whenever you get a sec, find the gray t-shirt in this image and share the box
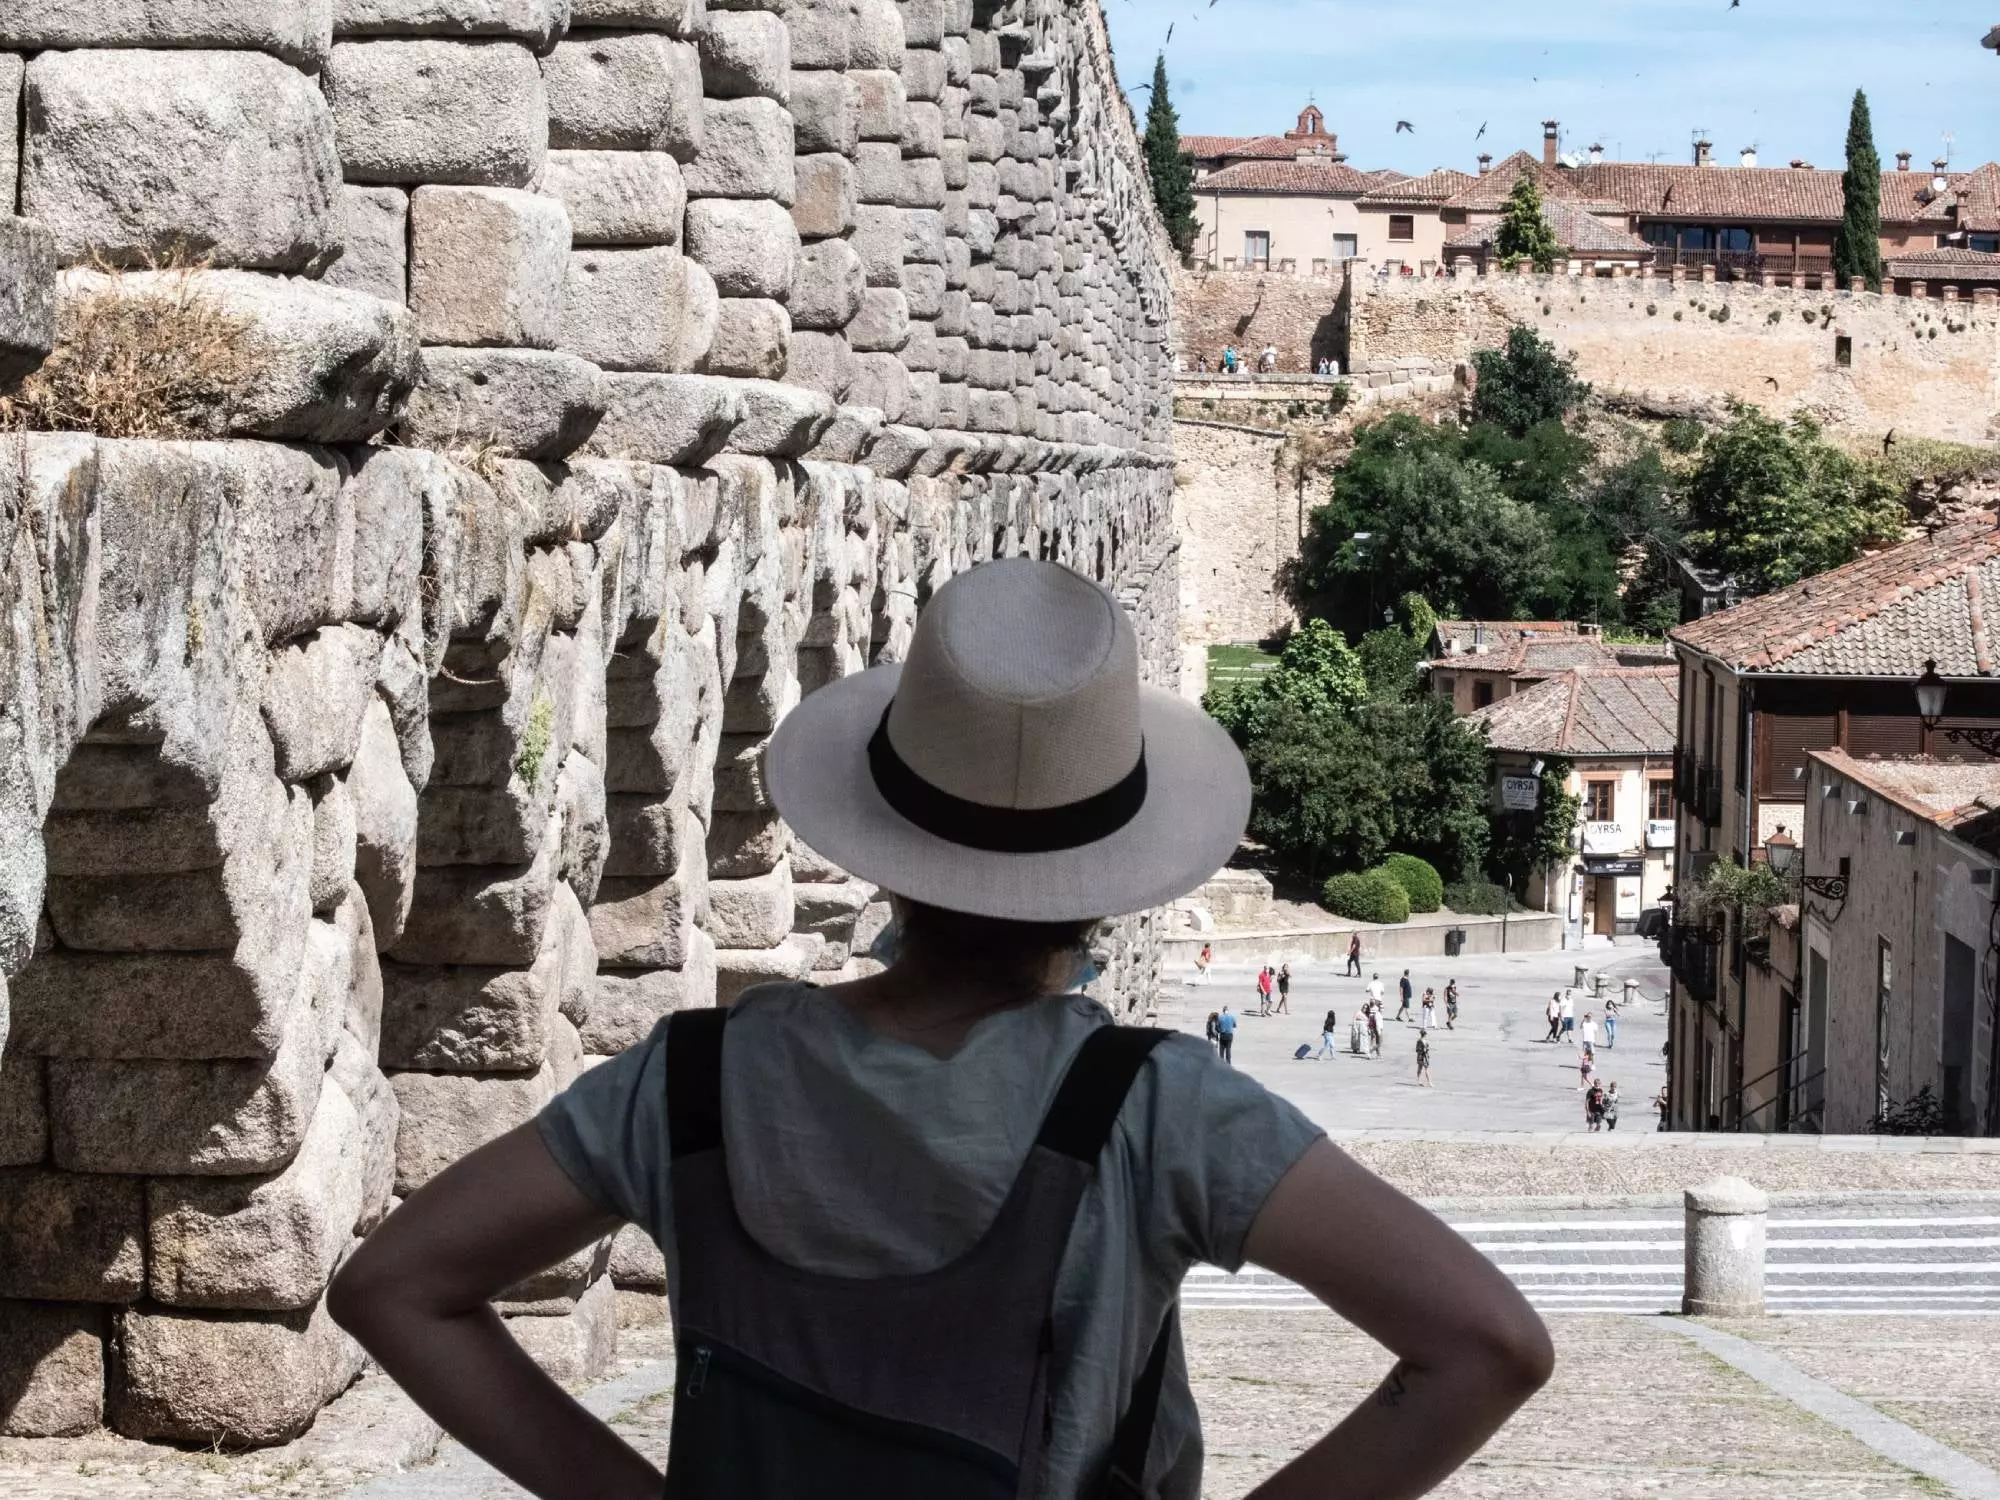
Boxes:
[536,982,1325,1499]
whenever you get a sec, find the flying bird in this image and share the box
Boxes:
[1396,120,1414,133]
[1476,121,1488,140]
[1883,429,1898,455]
[1763,375,1780,388]
[1730,0,1740,8]
[1165,21,1173,41]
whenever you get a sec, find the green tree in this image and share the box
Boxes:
[1493,173,1562,274]
[1683,405,1902,593]
[1203,618,1366,741]
[1141,55,1200,254]
[1832,88,1885,292]
[1469,326,1589,436]
[1487,757,1580,896]
[1295,414,1550,632]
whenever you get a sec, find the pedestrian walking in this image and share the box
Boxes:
[1396,970,1414,1022]
[1204,1011,1220,1051]
[1256,965,1275,1016]
[1444,978,1459,1031]
[1366,1001,1382,1057]
[1544,992,1562,1043]
[1415,1031,1432,1088]
[1275,963,1291,1014]
[1603,995,1618,1048]
[1345,933,1362,977]
[1560,989,1575,1039]
[1603,1082,1621,1131]
[1578,1011,1597,1052]
[1349,1010,1367,1055]
[1419,989,1437,1032]
[1577,1047,1595,1093]
[1367,972,1385,1010]
[1217,1004,1238,1064]
[1190,941,1212,987]
[328,556,1552,1500]
[1654,1083,1671,1132]
[1315,1009,1340,1060]
[1585,1081,1606,1132]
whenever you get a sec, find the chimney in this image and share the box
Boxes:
[1693,136,1713,167]
[1478,152,1492,175]
[1740,146,1757,168]
[1935,158,1952,195]
[1542,120,1560,167]
[1588,142,1604,165]
[1897,151,1913,172]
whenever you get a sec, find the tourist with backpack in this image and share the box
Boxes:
[327,559,1551,1500]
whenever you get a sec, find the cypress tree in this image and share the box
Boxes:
[1833,88,1885,291]
[1495,174,1561,273]
[1141,55,1200,255]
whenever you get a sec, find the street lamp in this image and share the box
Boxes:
[1764,827,1851,902]
[1916,659,2000,755]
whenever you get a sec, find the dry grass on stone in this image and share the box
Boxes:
[0,255,270,441]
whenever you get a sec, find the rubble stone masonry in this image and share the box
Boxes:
[0,0,1175,1445]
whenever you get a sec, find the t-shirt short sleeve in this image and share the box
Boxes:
[535,1016,673,1237]
[1142,1035,1324,1274]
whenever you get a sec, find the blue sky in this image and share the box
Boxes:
[1104,0,2000,175]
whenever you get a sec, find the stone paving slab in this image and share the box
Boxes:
[12,1312,1998,1497]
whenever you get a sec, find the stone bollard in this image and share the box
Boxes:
[1683,1176,1769,1316]
[1623,978,1639,1009]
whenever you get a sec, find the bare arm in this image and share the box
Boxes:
[1237,1138,1554,1499]
[326,1123,662,1500]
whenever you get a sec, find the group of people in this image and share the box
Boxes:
[1184,344,1280,375]
[1199,961,1292,1067]
[1546,988,1623,1129]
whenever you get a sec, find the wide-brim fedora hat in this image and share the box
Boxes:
[765,558,1251,922]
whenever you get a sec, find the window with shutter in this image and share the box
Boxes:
[1759,712,1838,797]
[1845,713,1924,761]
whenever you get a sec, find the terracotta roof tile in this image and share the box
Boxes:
[1952,162,2000,233]
[1181,134,1299,160]
[1445,199,1651,255]
[1359,168,1478,205]
[1441,152,1625,215]
[1565,160,1994,225]
[1471,667,1680,755]
[1886,246,2000,280]
[1671,520,2000,676]
[1199,160,1374,195]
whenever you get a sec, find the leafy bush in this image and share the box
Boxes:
[1661,417,1704,454]
[1443,879,1514,916]
[1470,325,1587,436]
[1322,868,1411,924]
[1381,853,1444,913]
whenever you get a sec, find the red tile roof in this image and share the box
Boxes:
[1564,161,1987,226]
[1952,163,2000,233]
[1181,134,1307,161]
[1359,168,1478,205]
[1672,520,2000,676]
[1445,199,1651,255]
[1471,667,1680,756]
[1198,160,1375,195]
[1886,246,2000,280]
[1810,749,2000,834]
[1441,151,1625,215]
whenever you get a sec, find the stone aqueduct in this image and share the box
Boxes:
[0,0,1177,1444]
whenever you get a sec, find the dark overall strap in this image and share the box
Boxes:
[667,1007,729,1160]
[1033,1026,1177,1500]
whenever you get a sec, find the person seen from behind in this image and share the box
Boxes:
[1204,1011,1220,1051]
[1275,962,1291,1014]
[1346,932,1362,976]
[1396,969,1413,1022]
[1216,1003,1237,1064]
[1444,977,1459,1030]
[327,560,1552,1500]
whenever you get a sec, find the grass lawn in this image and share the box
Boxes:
[1207,643,1280,690]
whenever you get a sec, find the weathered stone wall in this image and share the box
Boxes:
[1348,265,2000,446]
[1171,418,1298,685]
[0,0,1174,1446]
[1173,266,1343,375]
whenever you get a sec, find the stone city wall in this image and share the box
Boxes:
[1172,266,1344,375]
[0,0,1175,1447]
[1348,264,2000,446]
[1171,418,1298,685]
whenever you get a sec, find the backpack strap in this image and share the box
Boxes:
[1105,1310,1176,1500]
[666,1007,729,1160]
[1035,1024,1170,1162]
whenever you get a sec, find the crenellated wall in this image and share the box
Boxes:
[0,0,1178,1447]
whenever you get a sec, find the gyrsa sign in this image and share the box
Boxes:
[1500,775,1540,811]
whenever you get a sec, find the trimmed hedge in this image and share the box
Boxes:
[1381,853,1444,913]
[1322,868,1411,925]
[1443,879,1513,916]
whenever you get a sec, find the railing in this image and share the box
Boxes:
[1669,924,1720,1005]
[1724,1050,1824,1133]
[1646,248,1839,284]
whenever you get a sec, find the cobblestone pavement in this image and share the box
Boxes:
[19,1312,1999,1498]
[1162,942,1671,1133]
